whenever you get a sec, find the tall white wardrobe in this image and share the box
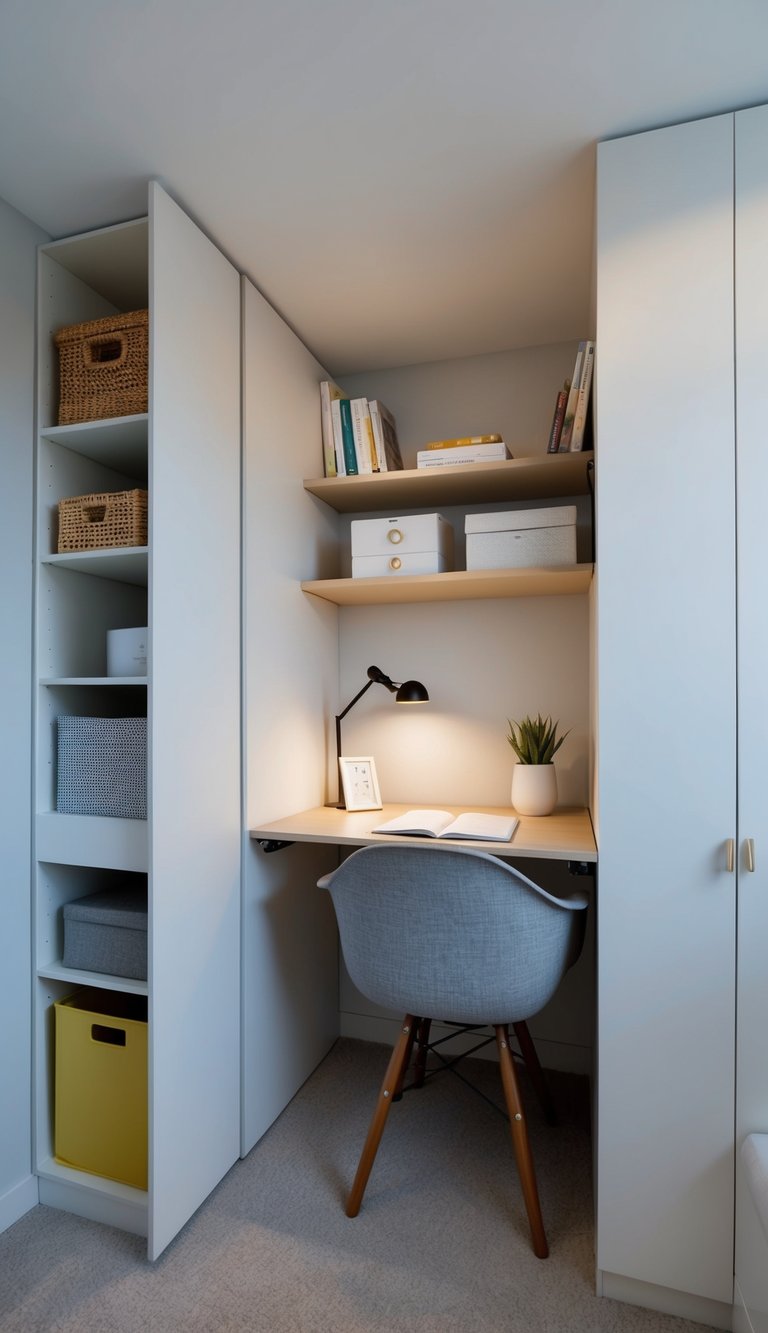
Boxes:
[596,107,768,1330]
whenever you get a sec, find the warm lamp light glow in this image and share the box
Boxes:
[334,664,429,808]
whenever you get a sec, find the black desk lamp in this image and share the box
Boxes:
[335,664,429,808]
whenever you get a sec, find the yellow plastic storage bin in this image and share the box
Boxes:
[54,988,148,1190]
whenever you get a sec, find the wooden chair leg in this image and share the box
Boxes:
[346,1015,416,1218]
[512,1020,557,1125]
[413,1017,432,1088]
[392,1016,419,1100]
[495,1024,549,1259]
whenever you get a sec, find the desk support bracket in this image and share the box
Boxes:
[255,839,295,854]
[567,860,594,877]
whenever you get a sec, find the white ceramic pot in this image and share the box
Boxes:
[511,763,558,816]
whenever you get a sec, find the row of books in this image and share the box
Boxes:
[320,381,403,477]
[547,340,595,454]
[416,435,512,469]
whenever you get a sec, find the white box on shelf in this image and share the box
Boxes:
[465,505,577,571]
[351,513,454,578]
[107,627,148,677]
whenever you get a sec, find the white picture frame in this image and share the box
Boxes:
[339,756,382,812]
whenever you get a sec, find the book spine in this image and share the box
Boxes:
[369,399,404,470]
[546,382,569,453]
[368,402,388,472]
[350,398,377,473]
[330,398,346,475]
[339,398,358,475]
[417,445,510,467]
[363,410,378,471]
[424,439,501,455]
[319,381,337,477]
[569,342,595,452]
[558,343,586,451]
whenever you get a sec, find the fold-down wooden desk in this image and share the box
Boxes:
[250,803,596,864]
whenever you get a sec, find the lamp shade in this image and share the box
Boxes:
[395,679,429,703]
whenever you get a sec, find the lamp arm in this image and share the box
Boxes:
[336,677,375,725]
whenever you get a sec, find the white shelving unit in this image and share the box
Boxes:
[32,184,242,1259]
[34,218,152,1237]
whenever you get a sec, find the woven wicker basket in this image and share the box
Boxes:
[58,489,148,553]
[54,309,149,425]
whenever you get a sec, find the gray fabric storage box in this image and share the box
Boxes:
[56,716,146,819]
[62,887,148,980]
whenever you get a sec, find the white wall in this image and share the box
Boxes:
[0,195,48,1231]
[341,341,584,467]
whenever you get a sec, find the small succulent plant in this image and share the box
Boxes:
[506,713,569,765]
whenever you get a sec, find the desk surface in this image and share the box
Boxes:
[249,803,596,862]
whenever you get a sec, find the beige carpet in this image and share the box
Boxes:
[0,1039,716,1332]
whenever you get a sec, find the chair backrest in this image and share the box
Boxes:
[318,845,589,1025]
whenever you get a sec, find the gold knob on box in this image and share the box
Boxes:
[389,557,402,570]
[387,529,403,544]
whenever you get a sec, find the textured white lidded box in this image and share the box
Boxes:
[351,513,454,577]
[465,506,577,571]
[107,627,148,677]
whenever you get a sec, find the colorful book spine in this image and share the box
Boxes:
[338,398,358,475]
[350,397,378,473]
[558,343,587,452]
[330,398,346,475]
[547,381,570,453]
[424,434,502,450]
[569,342,595,452]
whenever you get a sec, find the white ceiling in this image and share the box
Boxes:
[2,0,767,375]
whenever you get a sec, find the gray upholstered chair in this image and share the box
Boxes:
[318,843,589,1258]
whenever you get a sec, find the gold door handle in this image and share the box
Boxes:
[726,838,735,873]
[746,838,756,872]
[387,528,403,545]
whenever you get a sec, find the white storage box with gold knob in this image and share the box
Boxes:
[351,513,454,578]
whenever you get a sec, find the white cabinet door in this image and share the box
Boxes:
[240,278,339,1156]
[596,115,737,1306]
[734,103,768,1333]
[148,184,241,1259]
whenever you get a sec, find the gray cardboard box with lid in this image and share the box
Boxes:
[62,885,148,980]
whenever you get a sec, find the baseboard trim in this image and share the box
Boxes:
[38,1174,147,1238]
[0,1174,38,1234]
[598,1270,733,1330]
[733,1277,757,1333]
[339,1011,592,1076]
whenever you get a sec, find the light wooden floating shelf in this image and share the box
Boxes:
[303,452,594,513]
[301,564,593,605]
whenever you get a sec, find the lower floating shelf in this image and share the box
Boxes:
[36,1157,148,1237]
[36,813,148,873]
[301,564,594,606]
[38,962,147,997]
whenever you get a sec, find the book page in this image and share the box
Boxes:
[372,809,453,836]
[440,813,518,842]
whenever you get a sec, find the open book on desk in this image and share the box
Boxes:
[371,809,519,842]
